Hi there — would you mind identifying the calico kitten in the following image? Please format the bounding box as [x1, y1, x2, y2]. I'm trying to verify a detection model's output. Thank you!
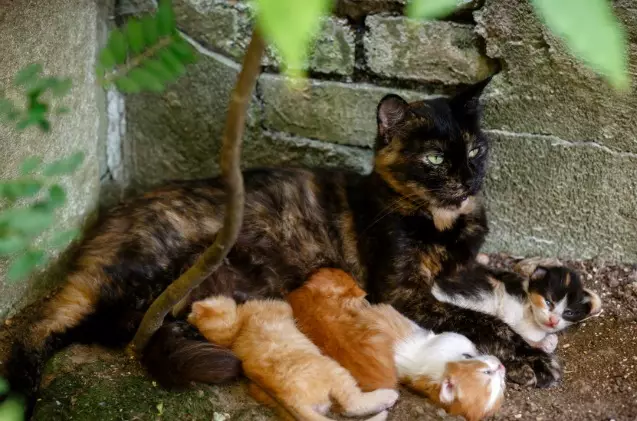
[187, 296, 399, 421]
[432, 263, 602, 353]
[288, 268, 505, 421]
[6, 76, 560, 416]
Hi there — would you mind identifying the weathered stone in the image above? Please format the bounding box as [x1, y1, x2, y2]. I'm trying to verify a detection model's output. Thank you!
[364, 15, 497, 85]
[483, 130, 637, 262]
[260, 74, 429, 147]
[124, 47, 260, 191]
[0, 0, 107, 318]
[243, 132, 373, 174]
[335, 0, 404, 21]
[476, 0, 637, 153]
[174, 0, 356, 76]
[32, 345, 462, 421]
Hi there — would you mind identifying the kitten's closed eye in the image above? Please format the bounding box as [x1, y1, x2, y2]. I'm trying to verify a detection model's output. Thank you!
[462, 353, 474, 359]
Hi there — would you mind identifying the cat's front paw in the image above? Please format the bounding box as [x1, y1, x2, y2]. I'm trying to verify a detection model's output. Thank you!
[506, 353, 561, 388]
[538, 334, 558, 353]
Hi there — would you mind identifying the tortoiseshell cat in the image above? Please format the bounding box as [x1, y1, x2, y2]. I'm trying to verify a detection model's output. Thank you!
[432, 262, 602, 353]
[5, 77, 560, 417]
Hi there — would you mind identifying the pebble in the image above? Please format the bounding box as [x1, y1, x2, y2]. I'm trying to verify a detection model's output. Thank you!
[515, 414, 522, 419]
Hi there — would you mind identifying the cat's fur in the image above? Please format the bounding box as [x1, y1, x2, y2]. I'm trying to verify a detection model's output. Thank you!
[188, 296, 399, 421]
[288, 268, 505, 421]
[5, 77, 560, 416]
[432, 262, 602, 353]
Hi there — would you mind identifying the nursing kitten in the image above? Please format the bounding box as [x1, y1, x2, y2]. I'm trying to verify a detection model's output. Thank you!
[432, 263, 602, 353]
[188, 296, 399, 421]
[288, 268, 505, 421]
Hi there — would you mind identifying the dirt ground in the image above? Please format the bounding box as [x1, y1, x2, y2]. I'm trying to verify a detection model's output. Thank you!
[1, 254, 636, 421]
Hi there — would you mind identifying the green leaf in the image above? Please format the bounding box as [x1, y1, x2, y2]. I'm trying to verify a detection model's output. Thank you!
[14, 63, 43, 87]
[531, 0, 629, 90]
[42, 152, 85, 176]
[129, 68, 165, 92]
[99, 48, 116, 69]
[0, 180, 43, 200]
[0, 236, 29, 256]
[114, 76, 141, 94]
[0, 393, 25, 421]
[108, 28, 129, 64]
[169, 38, 197, 64]
[256, 0, 331, 75]
[144, 59, 175, 83]
[158, 49, 186, 77]
[141, 15, 159, 46]
[48, 184, 67, 208]
[157, 0, 176, 36]
[1, 208, 54, 235]
[406, 0, 460, 19]
[8, 250, 47, 282]
[127, 19, 146, 54]
[20, 157, 42, 175]
[49, 229, 79, 249]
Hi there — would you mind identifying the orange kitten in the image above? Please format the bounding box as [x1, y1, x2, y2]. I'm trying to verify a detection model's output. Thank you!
[288, 268, 505, 421]
[188, 296, 399, 421]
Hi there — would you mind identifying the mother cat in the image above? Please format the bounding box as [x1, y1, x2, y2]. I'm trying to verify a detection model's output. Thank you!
[5, 78, 560, 412]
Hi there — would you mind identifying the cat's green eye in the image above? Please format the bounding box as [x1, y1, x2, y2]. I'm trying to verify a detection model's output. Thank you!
[425, 154, 444, 165]
[468, 147, 480, 158]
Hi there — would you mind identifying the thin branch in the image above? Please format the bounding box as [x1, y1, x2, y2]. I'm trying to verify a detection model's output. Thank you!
[127, 28, 266, 357]
[101, 37, 173, 84]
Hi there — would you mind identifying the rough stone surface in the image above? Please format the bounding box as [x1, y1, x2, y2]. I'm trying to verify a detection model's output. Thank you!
[483, 130, 637, 262]
[0, 0, 107, 318]
[124, 46, 259, 191]
[364, 15, 497, 85]
[260, 74, 430, 147]
[477, 0, 637, 153]
[174, 0, 356, 76]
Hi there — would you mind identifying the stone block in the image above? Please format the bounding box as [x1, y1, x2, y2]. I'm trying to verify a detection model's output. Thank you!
[260, 74, 428, 147]
[174, 0, 356, 75]
[476, 0, 637, 153]
[483, 130, 637, 262]
[364, 15, 497, 85]
[124, 47, 260, 191]
[0, 0, 106, 318]
[243, 131, 373, 174]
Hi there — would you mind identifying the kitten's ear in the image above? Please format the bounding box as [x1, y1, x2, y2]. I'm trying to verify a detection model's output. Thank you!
[439, 377, 456, 404]
[583, 289, 602, 316]
[449, 76, 491, 120]
[377, 94, 410, 138]
[530, 266, 548, 282]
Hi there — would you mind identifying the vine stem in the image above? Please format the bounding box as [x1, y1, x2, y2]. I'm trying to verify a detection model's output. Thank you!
[126, 28, 266, 358]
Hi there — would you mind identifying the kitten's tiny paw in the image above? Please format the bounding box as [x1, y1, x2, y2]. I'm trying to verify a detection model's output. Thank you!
[366, 410, 388, 421]
[539, 334, 558, 353]
[506, 363, 536, 387]
[534, 354, 562, 388]
[373, 389, 400, 410]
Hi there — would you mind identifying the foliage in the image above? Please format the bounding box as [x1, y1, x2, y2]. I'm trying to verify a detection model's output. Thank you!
[97, 0, 198, 93]
[406, 0, 629, 89]
[0, 64, 71, 132]
[254, 0, 332, 77]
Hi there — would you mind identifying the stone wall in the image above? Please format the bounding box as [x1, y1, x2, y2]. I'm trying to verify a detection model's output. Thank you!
[112, 0, 636, 265]
[0, 0, 109, 318]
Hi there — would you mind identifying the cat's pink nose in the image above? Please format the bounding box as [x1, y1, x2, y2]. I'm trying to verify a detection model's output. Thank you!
[545, 316, 558, 327]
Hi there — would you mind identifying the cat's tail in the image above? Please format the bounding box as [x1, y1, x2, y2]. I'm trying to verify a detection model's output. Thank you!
[141, 320, 242, 388]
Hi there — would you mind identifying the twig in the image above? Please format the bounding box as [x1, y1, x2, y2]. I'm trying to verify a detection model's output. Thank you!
[127, 28, 266, 357]
[101, 36, 174, 84]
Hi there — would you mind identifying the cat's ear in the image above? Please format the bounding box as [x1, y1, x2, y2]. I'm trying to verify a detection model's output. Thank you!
[530, 266, 548, 282]
[377, 94, 410, 138]
[449, 76, 491, 121]
[583, 289, 602, 316]
[439, 377, 456, 404]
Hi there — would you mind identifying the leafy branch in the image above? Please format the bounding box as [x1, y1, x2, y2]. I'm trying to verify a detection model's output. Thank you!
[407, 0, 629, 90]
[97, 0, 198, 93]
[127, 28, 266, 356]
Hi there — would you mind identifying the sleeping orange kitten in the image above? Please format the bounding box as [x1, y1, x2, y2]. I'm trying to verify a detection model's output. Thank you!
[287, 268, 506, 421]
[188, 295, 399, 421]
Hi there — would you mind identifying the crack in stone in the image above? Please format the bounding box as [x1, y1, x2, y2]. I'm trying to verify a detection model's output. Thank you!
[486, 129, 637, 159]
